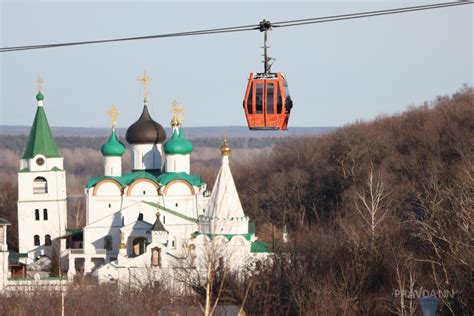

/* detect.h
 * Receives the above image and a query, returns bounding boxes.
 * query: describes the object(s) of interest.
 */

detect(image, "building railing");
[68,249,107,255]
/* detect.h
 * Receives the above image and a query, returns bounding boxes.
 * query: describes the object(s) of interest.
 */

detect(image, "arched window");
[104,236,113,251]
[151,247,160,267]
[45,234,51,246]
[34,235,40,246]
[33,177,48,194]
[138,213,143,221]
[43,209,48,221]
[132,237,147,256]
[35,209,40,221]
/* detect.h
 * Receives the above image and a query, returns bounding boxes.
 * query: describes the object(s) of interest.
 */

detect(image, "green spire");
[164,129,193,155]
[101,129,126,156]
[22,94,60,159]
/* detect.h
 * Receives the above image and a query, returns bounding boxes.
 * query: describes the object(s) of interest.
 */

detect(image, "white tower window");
[35,209,40,221]
[43,209,48,221]
[33,177,48,194]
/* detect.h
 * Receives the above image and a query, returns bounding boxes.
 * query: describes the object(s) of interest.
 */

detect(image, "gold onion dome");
[220,138,231,156]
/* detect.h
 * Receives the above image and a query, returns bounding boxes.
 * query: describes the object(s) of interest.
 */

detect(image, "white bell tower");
[17,84,67,262]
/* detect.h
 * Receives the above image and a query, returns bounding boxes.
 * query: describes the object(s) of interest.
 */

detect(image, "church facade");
[12,76,268,288]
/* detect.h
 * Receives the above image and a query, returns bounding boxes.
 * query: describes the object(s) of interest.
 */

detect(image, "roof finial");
[36,76,44,92]
[35,76,45,103]
[171,100,185,128]
[220,137,231,156]
[107,104,120,130]
[137,70,151,103]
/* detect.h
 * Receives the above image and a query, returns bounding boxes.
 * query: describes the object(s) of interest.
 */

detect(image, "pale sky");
[1,1,472,128]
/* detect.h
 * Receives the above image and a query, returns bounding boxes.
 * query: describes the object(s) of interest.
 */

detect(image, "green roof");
[143,201,198,223]
[22,102,60,159]
[9,252,28,263]
[250,241,270,253]
[86,171,203,189]
[86,170,155,188]
[156,172,202,186]
[64,228,83,237]
[164,129,193,155]
[101,129,126,156]
[191,231,254,241]
[0,217,11,225]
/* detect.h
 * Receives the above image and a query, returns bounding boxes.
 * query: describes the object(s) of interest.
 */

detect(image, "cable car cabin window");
[283,79,291,96]
[283,79,293,114]
[255,83,263,114]
[266,83,274,114]
[247,84,253,114]
[277,85,283,114]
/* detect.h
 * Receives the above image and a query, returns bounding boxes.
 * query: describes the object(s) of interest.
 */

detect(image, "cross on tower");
[107,105,120,129]
[36,76,44,92]
[137,70,151,100]
[171,100,185,126]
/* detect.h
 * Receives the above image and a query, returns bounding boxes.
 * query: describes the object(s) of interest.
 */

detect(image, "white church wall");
[87,197,123,225]
[18,170,67,202]
[21,156,64,173]
[198,218,249,235]
[162,195,197,221]
[104,156,122,177]
[131,144,164,170]
[17,199,67,258]
[163,181,194,196]
[93,181,122,197]
[83,225,121,255]
[165,154,190,173]
[127,180,159,197]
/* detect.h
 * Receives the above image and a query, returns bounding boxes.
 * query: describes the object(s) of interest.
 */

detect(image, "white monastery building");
[3,75,269,289]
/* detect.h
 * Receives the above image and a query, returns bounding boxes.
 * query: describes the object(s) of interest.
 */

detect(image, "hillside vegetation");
[233,86,473,314]
[0,86,472,314]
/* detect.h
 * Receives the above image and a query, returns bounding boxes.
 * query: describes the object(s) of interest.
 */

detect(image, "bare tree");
[353,164,391,247]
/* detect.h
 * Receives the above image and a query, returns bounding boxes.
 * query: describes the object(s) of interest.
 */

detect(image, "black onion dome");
[126,105,166,144]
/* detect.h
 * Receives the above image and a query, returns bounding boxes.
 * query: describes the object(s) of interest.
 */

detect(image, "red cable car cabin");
[243,72,293,130]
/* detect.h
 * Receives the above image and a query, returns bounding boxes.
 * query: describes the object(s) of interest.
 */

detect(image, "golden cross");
[137,70,151,99]
[36,76,44,92]
[107,105,120,128]
[171,100,185,124]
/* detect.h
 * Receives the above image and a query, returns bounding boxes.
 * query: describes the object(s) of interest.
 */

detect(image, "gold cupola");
[220,137,231,156]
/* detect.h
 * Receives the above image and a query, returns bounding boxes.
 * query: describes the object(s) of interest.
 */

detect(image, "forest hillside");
[0,86,472,314]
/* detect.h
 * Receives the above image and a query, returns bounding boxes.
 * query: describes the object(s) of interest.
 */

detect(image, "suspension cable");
[1,1,471,53]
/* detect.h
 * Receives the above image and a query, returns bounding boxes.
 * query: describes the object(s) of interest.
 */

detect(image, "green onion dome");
[101,130,126,156]
[36,91,44,101]
[164,129,193,155]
